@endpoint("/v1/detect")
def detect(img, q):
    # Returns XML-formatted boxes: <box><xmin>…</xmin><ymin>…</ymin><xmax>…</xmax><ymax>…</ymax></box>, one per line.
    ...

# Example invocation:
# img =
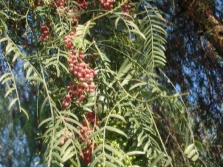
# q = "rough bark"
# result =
<box><xmin>179</xmin><ymin>0</ymin><xmax>223</xmax><ymax>56</ymax></box>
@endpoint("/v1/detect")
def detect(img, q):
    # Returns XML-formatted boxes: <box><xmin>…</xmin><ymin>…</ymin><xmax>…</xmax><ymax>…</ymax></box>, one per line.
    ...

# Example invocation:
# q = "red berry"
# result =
<box><xmin>65</xmin><ymin>94</ymin><xmax>71</xmax><ymax>102</ymax></box>
<box><xmin>80</xmin><ymin>54</ymin><xmax>85</xmax><ymax>59</ymax></box>
<box><xmin>79</xmin><ymin>94</ymin><xmax>85</xmax><ymax>101</ymax></box>
<box><xmin>62</xmin><ymin>101</ymin><xmax>69</xmax><ymax>108</ymax></box>
<box><xmin>67</xmin><ymin>58</ymin><xmax>72</xmax><ymax>63</ymax></box>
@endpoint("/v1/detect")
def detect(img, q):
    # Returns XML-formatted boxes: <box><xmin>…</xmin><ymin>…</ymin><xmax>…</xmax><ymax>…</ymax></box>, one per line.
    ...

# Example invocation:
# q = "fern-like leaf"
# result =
<box><xmin>137</xmin><ymin>2</ymin><xmax>167</xmax><ymax>69</ymax></box>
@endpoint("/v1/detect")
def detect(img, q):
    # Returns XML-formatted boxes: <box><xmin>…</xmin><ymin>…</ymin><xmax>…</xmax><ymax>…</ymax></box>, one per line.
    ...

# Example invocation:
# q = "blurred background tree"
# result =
<box><xmin>156</xmin><ymin>0</ymin><xmax>223</xmax><ymax>166</ymax></box>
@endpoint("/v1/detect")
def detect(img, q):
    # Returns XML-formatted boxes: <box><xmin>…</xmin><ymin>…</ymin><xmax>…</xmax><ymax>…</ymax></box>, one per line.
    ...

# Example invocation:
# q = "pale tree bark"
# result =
<box><xmin>179</xmin><ymin>0</ymin><xmax>223</xmax><ymax>56</ymax></box>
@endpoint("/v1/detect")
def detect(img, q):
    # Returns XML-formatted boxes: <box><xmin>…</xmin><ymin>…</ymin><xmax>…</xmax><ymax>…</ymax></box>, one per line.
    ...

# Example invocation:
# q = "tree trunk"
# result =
<box><xmin>179</xmin><ymin>0</ymin><xmax>223</xmax><ymax>56</ymax></box>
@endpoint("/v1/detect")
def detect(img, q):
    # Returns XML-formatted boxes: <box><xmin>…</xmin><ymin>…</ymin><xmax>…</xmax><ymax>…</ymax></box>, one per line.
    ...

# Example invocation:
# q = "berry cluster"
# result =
<box><xmin>53</xmin><ymin>0</ymin><xmax>86</xmax><ymax>26</ymax></box>
<box><xmin>80</xmin><ymin>143</ymin><xmax>97</xmax><ymax>163</ymax></box>
<box><xmin>54</xmin><ymin>0</ymin><xmax>68</xmax><ymax>8</ymax></box>
<box><xmin>40</xmin><ymin>24</ymin><xmax>50</xmax><ymax>42</ymax></box>
<box><xmin>68</xmin><ymin>51</ymin><xmax>98</xmax><ymax>83</ymax></box>
<box><xmin>56</xmin><ymin>6</ymin><xmax>68</xmax><ymax>17</ymax></box>
<box><xmin>56</xmin><ymin>4</ymin><xmax>81</xmax><ymax>26</ymax></box>
<box><xmin>64</xmin><ymin>31</ymin><xmax>75</xmax><ymax>49</ymax></box>
<box><xmin>79</xmin><ymin>112</ymin><xmax>99</xmax><ymax>163</ymax></box>
<box><xmin>75</xmin><ymin>0</ymin><xmax>88</xmax><ymax>10</ymax></box>
<box><xmin>99</xmin><ymin>0</ymin><xmax>114</xmax><ymax>10</ymax></box>
<box><xmin>62</xmin><ymin>50</ymin><xmax>97</xmax><ymax>107</ymax></box>
<box><xmin>62</xmin><ymin>81</ymin><xmax>85</xmax><ymax>107</ymax></box>
<box><xmin>122</xmin><ymin>2</ymin><xmax>131</xmax><ymax>13</ymax></box>
<box><xmin>58</xmin><ymin>129</ymin><xmax>74</xmax><ymax>146</ymax></box>
<box><xmin>35</xmin><ymin>0</ymin><xmax>43</xmax><ymax>6</ymax></box>
<box><xmin>83</xmin><ymin>112</ymin><xmax>100</xmax><ymax>127</ymax></box>
<box><xmin>69</xmin><ymin>9</ymin><xmax>81</xmax><ymax>26</ymax></box>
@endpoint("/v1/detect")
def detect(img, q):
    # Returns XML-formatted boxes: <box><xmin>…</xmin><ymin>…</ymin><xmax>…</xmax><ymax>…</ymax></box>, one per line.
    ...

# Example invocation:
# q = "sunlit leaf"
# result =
<box><xmin>105</xmin><ymin>126</ymin><xmax>128</xmax><ymax>138</ymax></box>
<box><xmin>8</xmin><ymin>98</ymin><xmax>18</xmax><ymax>110</ymax></box>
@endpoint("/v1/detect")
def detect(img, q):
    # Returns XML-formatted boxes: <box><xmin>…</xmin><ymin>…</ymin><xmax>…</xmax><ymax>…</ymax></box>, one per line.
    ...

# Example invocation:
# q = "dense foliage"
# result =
<box><xmin>1</xmin><ymin>0</ymin><xmax>222</xmax><ymax>166</ymax></box>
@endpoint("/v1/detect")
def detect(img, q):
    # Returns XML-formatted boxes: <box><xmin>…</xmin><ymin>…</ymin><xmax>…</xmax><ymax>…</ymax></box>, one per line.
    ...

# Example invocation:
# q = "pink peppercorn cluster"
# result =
<box><xmin>99</xmin><ymin>0</ymin><xmax>114</xmax><ymax>10</ymax></box>
<box><xmin>54</xmin><ymin>0</ymin><xmax>68</xmax><ymax>8</ymax></box>
<box><xmin>68</xmin><ymin>50</ymin><xmax>98</xmax><ymax>83</ymax></box>
<box><xmin>34</xmin><ymin>0</ymin><xmax>43</xmax><ymax>6</ymax></box>
<box><xmin>54</xmin><ymin>0</ymin><xmax>88</xmax><ymax>10</ymax></box>
<box><xmin>55</xmin><ymin>2</ymin><xmax>81</xmax><ymax>26</ymax></box>
<box><xmin>79</xmin><ymin>112</ymin><xmax>99</xmax><ymax>163</ymax></box>
<box><xmin>57</xmin><ymin>112</ymin><xmax>99</xmax><ymax>163</ymax></box>
<box><xmin>75</xmin><ymin>0</ymin><xmax>88</xmax><ymax>10</ymax></box>
<box><xmin>62</xmin><ymin>49</ymin><xmax>98</xmax><ymax>107</ymax></box>
<box><xmin>58</xmin><ymin>129</ymin><xmax>75</xmax><ymax>146</ymax></box>
<box><xmin>64</xmin><ymin>31</ymin><xmax>75</xmax><ymax>49</ymax></box>
<box><xmin>80</xmin><ymin>143</ymin><xmax>97</xmax><ymax>163</ymax></box>
<box><xmin>122</xmin><ymin>2</ymin><xmax>131</xmax><ymax>13</ymax></box>
<box><xmin>68</xmin><ymin>9</ymin><xmax>81</xmax><ymax>26</ymax></box>
<box><xmin>82</xmin><ymin>112</ymin><xmax>100</xmax><ymax>127</ymax></box>
<box><xmin>40</xmin><ymin>24</ymin><xmax>50</xmax><ymax>42</ymax></box>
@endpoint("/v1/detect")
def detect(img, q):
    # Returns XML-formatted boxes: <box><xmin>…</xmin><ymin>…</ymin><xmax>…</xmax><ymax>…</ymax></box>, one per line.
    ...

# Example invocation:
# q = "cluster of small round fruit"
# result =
<box><xmin>54</xmin><ymin>0</ymin><xmax>88</xmax><ymax>10</ymax></box>
<box><xmin>62</xmin><ymin>81</ymin><xmax>88</xmax><ymax>107</ymax></box>
<box><xmin>34</xmin><ymin>0</ymin><xmax>43</xmax><ymax>6</ymax></box>
<box><xmin>83</xmin><ymin>112</ymin><xmax>100</xmax><ymax>127</ymax></box>
<box><xmin>75</xmin><ymin>0</ymin><xmax>88</xmax><ymax>10</ymax></box>
<box><xmin>122</xmin><ymin>2</ymin><xmax>131</xmax><ymax>13</ymax></box>
<box><xmin>63</xmin><ymin>31</ymin><xmax>76</xmax><ymax>49</ymax></box>
<box><xmin>68</xmin><ymin>51</ymin><xmax>98</xmax><ymax>83</ymax></box>
<box><xmin>61</xmin><ymin>49</ymin><xmax>97</xmax><ymax>107</ymax></box>
<box><xmin>39</xmin><ymin>24</ymin><xmax>50</xmax><ymax>42</ymax></box>
<box><xmin>99</xmin><ymin>0</ymin><xmax>114</xmax><ymax>10</ymax></box>
<box><xmin>79</xmin><ymin>112</ymin><xmax>99</xmax><ymax>163</ymax></box>
<box><xmin>54</xmin><ymin>0</ymin><xmax>68</xmax><ymax>8</ymax></box>
<box><xmin>55</xmin><ymin>2</ymin><xmax>81</xmax><ymax>26</ymax></box>
<box><xmin>58</xmin><ymin>129</ymin><xmax>74</xmax><ymax>146</ymax></box>
<box><xmin>68</xmin><ymin>9</ymin><xmax>81</xmax><ymax>26</ymax></box>
<box><xmin>56</xmin><ymin>5</ymin><xmax>68</xmax><ymax>17</ymax></box>
<box><xmin>79</xmin><ymin>143</ymin><xmax>97</xmax><ymax>163</ymax></box>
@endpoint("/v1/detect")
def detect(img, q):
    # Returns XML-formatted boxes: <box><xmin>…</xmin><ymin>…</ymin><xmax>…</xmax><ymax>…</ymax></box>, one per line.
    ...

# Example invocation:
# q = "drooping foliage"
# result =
<box><xmin>0</xmin><ymin>0</ymin><xmax>209</xmax><ymax>167</ymax></box>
